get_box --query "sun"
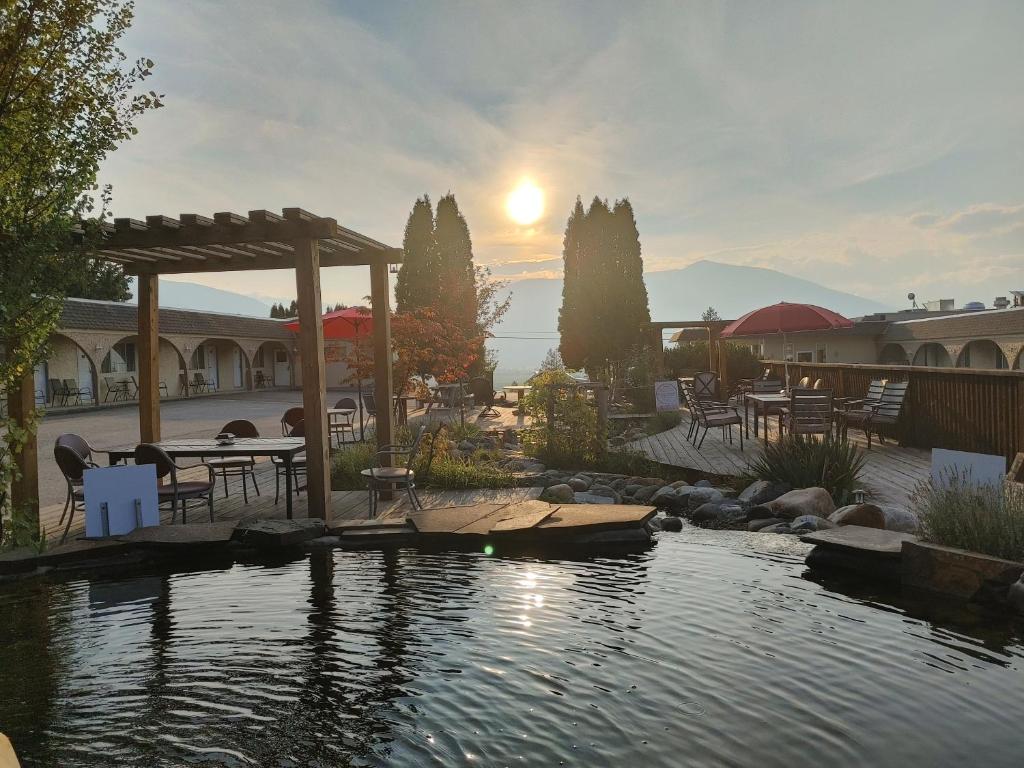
[506,179,544,225]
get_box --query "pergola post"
[294,237,331,520]
[370,261,395,452]
[138,274,161,442]
[8,372,39,519]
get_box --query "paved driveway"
[32,389,360,507]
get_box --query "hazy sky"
[101,1,1024,310]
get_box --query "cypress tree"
[558,197,587,369]
[434,193,477,331]
[610,197,651,364]
[396,195,440,312]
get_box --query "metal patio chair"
[779,388,834,439]
[361,425,427,517]
[205,419,261,503]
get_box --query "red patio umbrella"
[720,302,852,385]
[285,307,373,439]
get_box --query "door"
[232,347,243,388]
[274,349,289,386]
[33,362,48,404]
[206,345,218,389]
[77,351,93,401]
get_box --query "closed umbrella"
[719,302,852,386]
[285,307,373,440]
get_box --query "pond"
[1,528,1023,767]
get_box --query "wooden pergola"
[649,319,734,392]
[10,207,402,523]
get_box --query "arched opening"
[911,343,952,368]
[44,333,98,406]
[878,343,909,365]
[1014,349,1023,371]
[100,335,186,401]
[254,340,292,388]
[188,338,251,392]
[957,339,1009,370]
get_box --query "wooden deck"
[626,411,931,511]
[41,459,543,542]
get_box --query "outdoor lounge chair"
[54,435,103,542]
[134,443,216,524]
[686,385,743,450]
[838,381,908,449]
[470,374,499,417]
[330,397,358,445]
[205,420,260,503]
[62,378,93,405]
[49,378,68,406]
[779,388,834,439]
[105,379,132,402]
[273,419,306,503]
[835,378,886,415]
[192,371,215,393]
[361,425,427,517]
[796,376,811,389]
[130,375,168,398]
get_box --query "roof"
[60,297,294,340]
[882,306,1024,342]
[85,208,401,275]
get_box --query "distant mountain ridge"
[127,278,272,317]
[489,260,890,378]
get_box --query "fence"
[764,361,1024,459]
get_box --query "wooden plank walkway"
[40,459,542,541]
[626,412,931,511]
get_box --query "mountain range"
[127,261,891,385]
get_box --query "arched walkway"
[44,333,98,406]
[957,339,1008,370]
[100,335,186,400]
[912,343,952,368]
[878,343,909,365]
[254,340,292,387]
[189,338,251,392]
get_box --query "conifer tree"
[434,193,478,331]
[395,195,439,311]
[558,197,586,369]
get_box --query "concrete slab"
[328,518,413,535]
[536,504,656,533]
[120,522,238,547]
[489,501,558,533]
[800,525,918,557]
[407,504,507,534]
[234,518,326,548]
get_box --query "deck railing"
[763,361,1024,460]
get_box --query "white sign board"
[931,448,1006,488]
[654,380,681,412]
[83,464,160,538]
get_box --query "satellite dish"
[908,292,918,309]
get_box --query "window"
[253,346,265,368]
[796,351,814,363]
[102,341,136,373]
[783,343,794,362]
[815,344,827,363]
[190,346,206,369]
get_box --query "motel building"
[717,293,1024,371]
[32,297,360,409]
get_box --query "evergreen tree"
[558,197,587,369]
[65,260,131,301]
[702,306,721,322]
[434,193,477,331]
[395,195,439,311]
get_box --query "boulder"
[790,515,836,533]
[759,523,794,535]
[745,505,778,522]
[687,487,724,511]
[738,480,791,506]
[589,485,621,503]
[234,519,326,548]
[694,479,713,488]
[761,487,835,520]
[624,484,644,497]
[670,480,690,489]
[881,506,921,533]
[541,483,575,503]
[829,503,885,529]
[692,502,746,528]
[901,541,1024,601]
[575,492,617,504]
[748,517,786,532]
[650,486,678,508]
[659,516,683,532]
[633,485,660,504]
[1008,576,1024,615]
[567,476,591,492]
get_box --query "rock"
[521,461,547,474]
[738,480,791,506]
[800,526,918,557]
[691,501,725,524]
[647,516,663,531]
[759,523,794,535]
[303,536,342,549]
[901,541,1024,601]
[748,517,786,532]
[805,546,902,582]
[692,502,746,528]
[670,480,689,489]
[650,486,678,508]
[541,483,575,503]
[624,484,643,497]
[694,479,713,488]
[575,492,614,504]
[687,487,723,511]
[234,519,326,548]
[1008,576,1024,615]
[567,476,591,492]
[639,477,665,487]
[790,515,836,533]
[761,487,835,520]
[881,506,920,533]
[659,516,683,532]
[588,486,623,504]
[633,485,660,504]
[746,505,778,522]
[829,503,885,529]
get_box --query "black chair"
[331,397,358,445]
[134,443,216,524]
[470,374,499,417]
[130,375,168,398]
[360,425,427,517]
[281,406,304,437]
[273,419,307,503]
[205,420,261,503]
[49,378,67,406]
[362,393,377,429]
[54,441,100,542]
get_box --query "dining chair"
[205,419,260,503]
[273,419,307,503]
[134,443,216,524]
[331,397,358,445]
[779,388,834,439]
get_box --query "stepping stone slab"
[234,519,326,548]
[537,504,656,533]
[901,541,1024,601]
[489,501,558,533]
[407,504,507,534]
[800,525,918,558]
[0,537,135,574]
[328,518,413,535]
[120,522,238,548]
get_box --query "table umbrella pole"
[356,341,365,442]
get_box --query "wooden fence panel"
[765,361,1024,459]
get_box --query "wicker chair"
[134,443,215,524]
[280,406,304,437]
[53,437,102,542]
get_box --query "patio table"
[502,385,532,414]
[107,437,306,519]
[744,392,791,440]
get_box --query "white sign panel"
[654,380,681,412]
[83,464,160,538]
[931,448,1006,488]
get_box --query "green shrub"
[331,443,377,490]
[426,457,515,490]
[913,473,1024,561]
[521,369,603,468]
[745,434,865,505]
[664,341,762,380]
